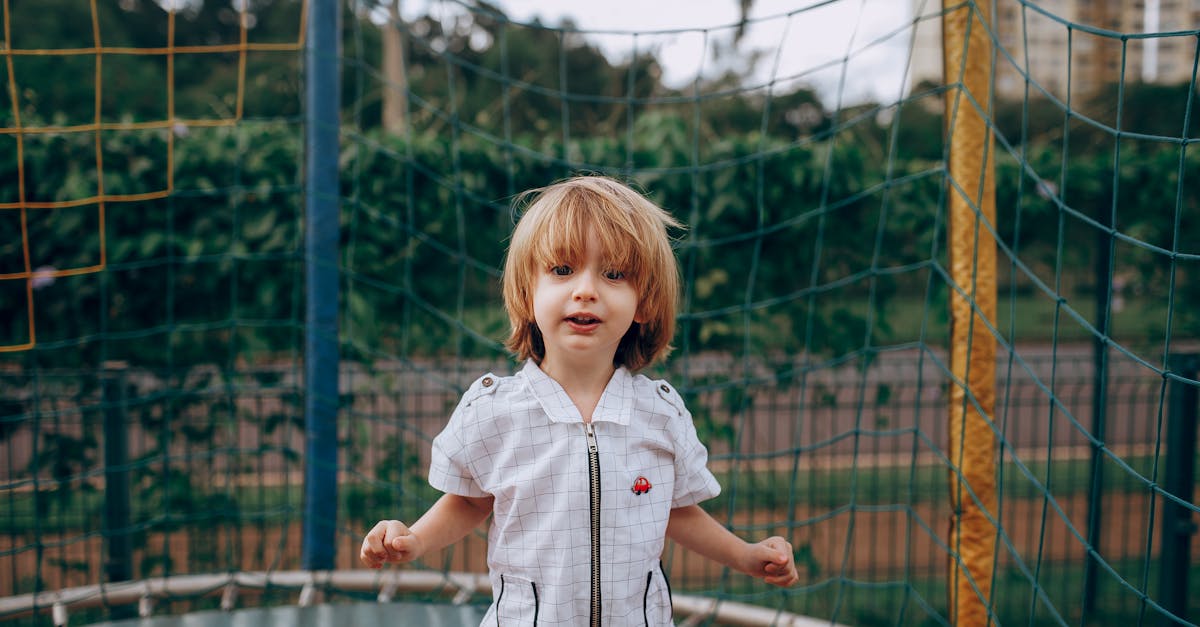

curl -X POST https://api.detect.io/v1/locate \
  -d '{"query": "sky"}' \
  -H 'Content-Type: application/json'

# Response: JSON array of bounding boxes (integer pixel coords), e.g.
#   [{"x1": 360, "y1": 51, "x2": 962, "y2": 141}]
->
[{"x1": 401, "y1": 0, "x2": 919, "y2": 105}]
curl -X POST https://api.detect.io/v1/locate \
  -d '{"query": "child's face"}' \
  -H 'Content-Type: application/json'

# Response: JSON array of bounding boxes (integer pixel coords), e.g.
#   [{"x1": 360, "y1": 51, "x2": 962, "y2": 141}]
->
[{"x1": 531, "y1": 229, "x2": 642, "y2": 371}]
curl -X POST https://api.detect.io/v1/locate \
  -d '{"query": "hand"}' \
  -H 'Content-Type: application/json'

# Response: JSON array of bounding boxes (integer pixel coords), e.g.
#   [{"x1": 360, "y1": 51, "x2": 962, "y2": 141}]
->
[
  {"x1": 746, "y1": 536, "x2": 799, "y2": 587},
  {"x1": 359, "y1": 519, "x2": 426, "y2": 569}
]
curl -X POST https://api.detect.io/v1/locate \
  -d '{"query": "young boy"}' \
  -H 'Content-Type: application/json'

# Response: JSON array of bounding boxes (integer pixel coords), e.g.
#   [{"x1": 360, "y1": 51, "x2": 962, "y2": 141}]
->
[{"x1": 361, "y1": 176, "x2": 798, "y2": 625}]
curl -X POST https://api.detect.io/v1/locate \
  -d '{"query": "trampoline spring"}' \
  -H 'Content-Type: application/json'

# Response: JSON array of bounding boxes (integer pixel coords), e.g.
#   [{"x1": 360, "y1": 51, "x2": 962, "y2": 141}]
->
[
  {"x1": 139, "y1": 594, "x2": 155, "y2": 617},
  {"x1": 377, "y1": 580, "x2": 398, "y2": 603},
  {"x1": 220, "y1": 583, "x2": 239, "y2": 611},
  {"x1": 298, "y1": 581, "x2": 316, "y2": 607}
]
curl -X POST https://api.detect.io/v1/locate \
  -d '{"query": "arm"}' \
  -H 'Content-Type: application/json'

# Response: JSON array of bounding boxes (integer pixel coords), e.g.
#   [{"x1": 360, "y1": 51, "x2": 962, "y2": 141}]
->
[
  {"x1": 360, "y1": 493, "x2": 493, "y2": 568},
  {"x1": 666, "y1": 504, "x2": 798, "y2": 587}
]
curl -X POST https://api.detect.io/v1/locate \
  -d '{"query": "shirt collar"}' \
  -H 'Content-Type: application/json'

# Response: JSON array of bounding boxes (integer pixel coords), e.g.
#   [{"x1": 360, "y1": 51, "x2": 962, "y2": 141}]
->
[{"x1": 520, "y1": 359, "x2": 634, "y2": 425}]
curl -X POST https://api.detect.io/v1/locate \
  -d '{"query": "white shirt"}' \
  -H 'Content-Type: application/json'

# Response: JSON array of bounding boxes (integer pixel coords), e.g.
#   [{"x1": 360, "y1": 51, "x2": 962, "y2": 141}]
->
[{"x1": 429, "y1": 360, "x2": 721, "y2": 626}]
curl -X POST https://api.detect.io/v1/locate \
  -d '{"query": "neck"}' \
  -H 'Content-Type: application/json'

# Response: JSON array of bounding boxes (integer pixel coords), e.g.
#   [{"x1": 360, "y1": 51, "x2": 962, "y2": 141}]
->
[
  {"x1": 539, "y1": 354, "x2": 616, "y2": 394},
  {"x1": 538, "y1": 354, "x2": 617, "y2": 422}
]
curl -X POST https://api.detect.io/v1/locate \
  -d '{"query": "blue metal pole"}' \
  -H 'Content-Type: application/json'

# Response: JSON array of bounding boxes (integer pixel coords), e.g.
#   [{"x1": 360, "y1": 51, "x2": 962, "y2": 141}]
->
[
  {"x1": 102, "y1": 362, "x2": 135, "y2": 620},
  {"x1": 303, "y1": 0, "x2": 340, "y2": 572}
]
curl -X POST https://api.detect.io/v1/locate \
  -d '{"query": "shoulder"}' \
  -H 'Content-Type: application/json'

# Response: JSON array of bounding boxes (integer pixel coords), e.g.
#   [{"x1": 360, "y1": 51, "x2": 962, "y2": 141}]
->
[
  {"x1": 449, "y1": 371, "x2": 525, "y2": 424},
  {"x1": 630, "y1": 372, "x2": 688, "y2": 418},
  {"x1": 628, "y1": 374, "x2": 707, "y2": 453},
  {"x1": 457, "y1": 371, "x2": 508, "y2": 406}
]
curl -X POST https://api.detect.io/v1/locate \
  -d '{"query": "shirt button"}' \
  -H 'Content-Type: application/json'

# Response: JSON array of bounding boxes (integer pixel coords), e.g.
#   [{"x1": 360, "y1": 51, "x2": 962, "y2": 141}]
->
[
  {"x1": 659, "y1": 384, "x2": 670, "y2": 393},
  {"x1": 482, "y1": 376, "x2": 494, "y2": 387}
]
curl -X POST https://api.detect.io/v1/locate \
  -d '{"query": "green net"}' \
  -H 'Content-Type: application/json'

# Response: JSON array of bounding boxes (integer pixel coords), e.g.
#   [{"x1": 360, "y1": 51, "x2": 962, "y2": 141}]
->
[{"x1": 2, "y1": 0, "x2": 1199, "y2": 625}]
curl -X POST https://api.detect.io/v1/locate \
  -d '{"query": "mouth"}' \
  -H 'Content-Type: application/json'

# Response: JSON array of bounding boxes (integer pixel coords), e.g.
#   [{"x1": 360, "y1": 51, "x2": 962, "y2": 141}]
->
[{"x1": 565, "y1": 314, "x2": 602, "y2": 325}]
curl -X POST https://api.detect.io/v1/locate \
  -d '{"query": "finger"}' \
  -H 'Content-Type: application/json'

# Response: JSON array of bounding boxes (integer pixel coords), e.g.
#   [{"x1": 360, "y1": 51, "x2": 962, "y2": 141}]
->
[
  {"x1": 768, "y1": 563, "x2": 799, "y2": 586},
  {"x1": 359, "y1": 542, "x2": 382, "y2": 569},
  {"x1": 764, "y1": 572, "x2": 798, "y2": 587},
  {"x1": 361, "y1": 521, "x2": 393, "y2": 567},
  {"x1": 373, "y1": 520, "x2": 416, "y2": 561},
  {"x1": 364, "y1": 520, "x2": 390, "y2": 554},
  {"x1": 385, "y1": 520, "x2": 412, "y2": 550},
  {"x1": 762, "y1": 537, "x2": 792, "y2": 557},
  {"x1": 753, "y1": 544, "x2": 790, "y2": 567},
  {"x1": 765, "y1": 539, "x2": 795, "y2": 566},
  {"x1": 391, "y1": 533, "x2": 417, "y2": 554},
  {"x1": 762, "y1": 562, "x2": 797, "y2": 584}
]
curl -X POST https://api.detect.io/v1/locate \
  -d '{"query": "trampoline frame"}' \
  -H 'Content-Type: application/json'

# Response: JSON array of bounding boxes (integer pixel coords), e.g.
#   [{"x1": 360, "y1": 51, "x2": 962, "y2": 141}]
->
[{"x1": 0, "y1": 570, "x2": 846, "y2": 627}]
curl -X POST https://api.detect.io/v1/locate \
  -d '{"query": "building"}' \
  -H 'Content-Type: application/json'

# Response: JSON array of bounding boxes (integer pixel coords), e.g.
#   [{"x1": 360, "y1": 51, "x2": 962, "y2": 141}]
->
[{"x1": 908, "y1": 0, "x2": 1200, "y2": 101}]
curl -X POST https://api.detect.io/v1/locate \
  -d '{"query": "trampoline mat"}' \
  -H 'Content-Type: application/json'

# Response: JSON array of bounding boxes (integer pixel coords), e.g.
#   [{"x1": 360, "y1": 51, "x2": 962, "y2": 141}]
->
[{"x1": 85, "y1": 602, "x2": 487, "y2": 627}]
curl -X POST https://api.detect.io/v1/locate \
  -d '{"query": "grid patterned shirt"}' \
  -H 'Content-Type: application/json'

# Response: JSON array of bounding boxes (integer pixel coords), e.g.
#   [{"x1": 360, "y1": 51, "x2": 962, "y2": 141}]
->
[{"x1": 428, "y1": 360, "x2": 721, "y2": 626}]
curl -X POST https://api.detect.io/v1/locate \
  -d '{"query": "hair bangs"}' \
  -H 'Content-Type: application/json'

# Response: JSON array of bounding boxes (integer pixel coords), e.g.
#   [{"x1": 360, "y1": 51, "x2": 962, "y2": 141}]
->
[
  {"x1": 527, "y1": 191, "x2": 648, "y2": 282},
  {"x1": 588, "y1": 214, "x2": 647, "y2": 280}
]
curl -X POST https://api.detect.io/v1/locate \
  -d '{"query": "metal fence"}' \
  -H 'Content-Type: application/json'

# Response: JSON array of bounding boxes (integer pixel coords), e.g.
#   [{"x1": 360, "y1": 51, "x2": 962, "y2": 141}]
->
[{"x1": 1, "y1": 347, "x2": 1197, "y2": 624}]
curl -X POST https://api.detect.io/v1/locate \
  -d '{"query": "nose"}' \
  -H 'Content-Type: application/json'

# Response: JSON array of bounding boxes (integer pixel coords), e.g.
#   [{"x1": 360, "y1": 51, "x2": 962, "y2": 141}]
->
[{"x1": 572, "y1": 272, "x2": 597, "y2": 302}]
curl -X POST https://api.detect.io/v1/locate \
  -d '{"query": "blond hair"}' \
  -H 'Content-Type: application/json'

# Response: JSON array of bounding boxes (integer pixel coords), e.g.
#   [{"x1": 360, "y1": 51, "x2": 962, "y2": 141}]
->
[{"x1": 502, "y1": 176, "x2": 683, "y2": 371}]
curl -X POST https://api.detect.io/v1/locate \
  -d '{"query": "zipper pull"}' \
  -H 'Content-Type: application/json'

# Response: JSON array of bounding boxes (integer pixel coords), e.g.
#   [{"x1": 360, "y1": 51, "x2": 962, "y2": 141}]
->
[{"x1": 584, "y1": 422, "x2": 598, "y2": 453}]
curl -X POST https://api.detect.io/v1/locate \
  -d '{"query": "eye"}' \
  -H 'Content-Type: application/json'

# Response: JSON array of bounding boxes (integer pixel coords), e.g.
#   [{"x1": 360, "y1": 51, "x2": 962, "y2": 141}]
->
[
  {"x1": 550, "y1": 265, "x2": 573, "y2": 276},
  {"x1": 603, "y1": 269, "x2": 625, "y2": 281}
]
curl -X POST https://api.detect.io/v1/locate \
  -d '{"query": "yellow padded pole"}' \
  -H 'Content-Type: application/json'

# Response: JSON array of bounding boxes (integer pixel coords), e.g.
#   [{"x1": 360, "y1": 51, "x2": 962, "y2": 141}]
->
[{"x1": 942, "y1": 1, "x2": 998, "y2": 624}]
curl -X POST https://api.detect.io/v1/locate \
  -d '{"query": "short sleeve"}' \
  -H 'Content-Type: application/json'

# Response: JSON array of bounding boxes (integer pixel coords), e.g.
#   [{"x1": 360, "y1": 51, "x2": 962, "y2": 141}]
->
[
  {"x1": 427, "y1": 401, "x2": 490, "y2": 498},
  {"x1": 670, "y1": 403, "x2": 721, "y2": 508}
]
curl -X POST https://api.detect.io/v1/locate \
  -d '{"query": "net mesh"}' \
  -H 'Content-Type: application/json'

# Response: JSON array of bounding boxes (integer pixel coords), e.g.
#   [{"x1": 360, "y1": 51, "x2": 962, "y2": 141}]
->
[{"x1": 2, "y1": 0, "x2": 1199, "y2": 625}]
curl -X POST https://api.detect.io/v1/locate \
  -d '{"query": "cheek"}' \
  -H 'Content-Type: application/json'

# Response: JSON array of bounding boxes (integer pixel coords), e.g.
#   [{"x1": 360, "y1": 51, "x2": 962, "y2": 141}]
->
[
  {"x1": 530, "y1": 282, "x2": 560, "y2": 317},
  {"x1": 631, "y1": 287, "x2": 647, "y2": 323},
  {"x1": 530, "y1": 290, "x2": 547, "y2": 316}
]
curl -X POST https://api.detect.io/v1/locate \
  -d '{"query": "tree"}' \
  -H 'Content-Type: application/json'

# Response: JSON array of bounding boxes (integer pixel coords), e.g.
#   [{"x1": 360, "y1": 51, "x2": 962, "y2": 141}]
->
[
  {"x1": 381, "y1": 0, "x2": 407, "y2": 133},
  {"x1": 1, "y1": 0, "x2": 306, "y2": 125}
]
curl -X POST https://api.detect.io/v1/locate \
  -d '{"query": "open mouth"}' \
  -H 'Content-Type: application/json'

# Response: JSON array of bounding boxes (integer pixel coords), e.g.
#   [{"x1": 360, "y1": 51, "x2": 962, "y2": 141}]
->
[{"x1": 567, "y1": 315, "x2": 601, "y2": 325}]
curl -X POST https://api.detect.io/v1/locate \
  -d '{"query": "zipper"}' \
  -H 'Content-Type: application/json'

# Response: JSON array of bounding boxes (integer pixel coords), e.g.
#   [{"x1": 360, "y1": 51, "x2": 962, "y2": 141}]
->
[{"x1": 584, "y1": 421, "x2": 601, "y2": 627}]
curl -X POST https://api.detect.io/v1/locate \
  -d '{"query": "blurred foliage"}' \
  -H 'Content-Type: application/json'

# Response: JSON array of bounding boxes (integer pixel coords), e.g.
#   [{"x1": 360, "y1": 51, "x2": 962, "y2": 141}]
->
[
  {"x1": 1, "y1": 2, "x2": 1198, "y2": 616},
  {"x1": 0, "y1": 0, "x2": 306, "y2": 125},
  {"x1": 2, "y1": 111, "x2": 1196, "y2": 369}
]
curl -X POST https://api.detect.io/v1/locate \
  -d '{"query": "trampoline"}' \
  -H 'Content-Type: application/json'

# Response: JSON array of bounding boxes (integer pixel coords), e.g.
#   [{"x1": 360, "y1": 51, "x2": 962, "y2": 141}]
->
[
  {"x1": 84, "y1": 602, "x2": 487, "y2": 627},
  {"x1": 1, "y1": 571, "x2": 842, "y2": 627}
]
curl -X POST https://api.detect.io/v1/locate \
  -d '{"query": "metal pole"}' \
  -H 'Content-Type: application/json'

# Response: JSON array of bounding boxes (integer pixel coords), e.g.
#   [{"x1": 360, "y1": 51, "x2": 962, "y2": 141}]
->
[
  {"x1": 303, "y1": 0, "x2": 341, "y2": 572},
  {"x1": 943, "y1": 1, "x2": 999, "y2": 623},
  {"x1": 1158, "y1": 353, "x2": 1198, "y2": 625},
  {"x1": 102, "y1": 361, "x2": 135, "y2": 620},
  {"x1": 1081, "y1": 200, "x2": 1113, "y2": 622}
]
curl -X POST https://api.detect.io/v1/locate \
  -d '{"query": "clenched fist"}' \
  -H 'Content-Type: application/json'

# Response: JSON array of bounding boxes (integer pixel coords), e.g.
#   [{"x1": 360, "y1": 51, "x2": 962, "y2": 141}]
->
[{"x1": 359, "y1": 519, "x2": 426, "y2": 569}]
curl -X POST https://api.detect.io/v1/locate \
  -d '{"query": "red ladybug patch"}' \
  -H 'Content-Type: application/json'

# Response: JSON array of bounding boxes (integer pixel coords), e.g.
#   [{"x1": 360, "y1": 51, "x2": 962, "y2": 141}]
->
[{"x1": 631, "y1": 476, "x2": 651, "y2": 495}]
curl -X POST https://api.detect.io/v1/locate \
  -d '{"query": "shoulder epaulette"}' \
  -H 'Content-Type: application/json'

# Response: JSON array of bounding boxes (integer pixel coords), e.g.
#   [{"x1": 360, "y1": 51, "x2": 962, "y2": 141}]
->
[
  {"x1": 652, "y1": 379, "x2": 686, "y2": 416},
  {"x1": 460, "y1": 372, "x2": 502, "y2": 406}
]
